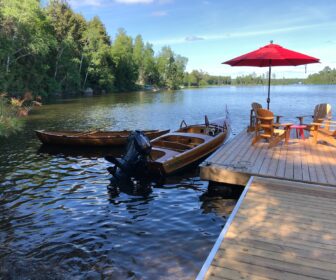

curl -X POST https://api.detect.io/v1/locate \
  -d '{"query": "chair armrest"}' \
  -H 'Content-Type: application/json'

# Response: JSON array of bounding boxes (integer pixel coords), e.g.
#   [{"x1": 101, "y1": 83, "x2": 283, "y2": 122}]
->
[
  {"x1": 274, "y1": 115, "x2": 283, "y2": 123},
  {"x1": 296, "y1": 115, "x2": 313, "y2": 119},
  {"x1": 296, "y1": 115, "x2": 313, "y2": 125},
  {"x1": 273, "y1": 123, "x2": 292, "y2": 128},
  {"x1": 257, "y1": 116, "x2": 274, "y2": 121},
  {"x1": 315, "y1": 118, "x2": 326, "y2": 122},
  {"x1": 311, "y1": 122, "x2": 324, "y2": 126}
]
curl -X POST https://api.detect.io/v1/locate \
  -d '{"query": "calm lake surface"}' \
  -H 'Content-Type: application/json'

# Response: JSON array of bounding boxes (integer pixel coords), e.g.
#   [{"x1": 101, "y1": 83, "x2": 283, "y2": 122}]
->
[{"x1": 1, "y1": 85, "x2": 335, "y2": 279}]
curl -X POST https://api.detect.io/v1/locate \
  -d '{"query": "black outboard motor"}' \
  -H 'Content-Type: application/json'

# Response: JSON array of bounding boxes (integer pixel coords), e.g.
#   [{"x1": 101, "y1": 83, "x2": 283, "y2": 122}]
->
[{"x1": 105, "y1": 130, "x2": 152, "y2": 180}]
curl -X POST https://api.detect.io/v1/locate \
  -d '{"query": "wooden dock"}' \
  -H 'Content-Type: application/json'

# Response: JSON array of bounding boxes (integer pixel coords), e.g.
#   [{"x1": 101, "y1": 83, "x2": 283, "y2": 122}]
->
[
  {"x1": 197, "y1": 176, "x2": 336, "y2": 280},
  {"x1": 200, "y1": 130, "x2": 336, "y2": 187}
]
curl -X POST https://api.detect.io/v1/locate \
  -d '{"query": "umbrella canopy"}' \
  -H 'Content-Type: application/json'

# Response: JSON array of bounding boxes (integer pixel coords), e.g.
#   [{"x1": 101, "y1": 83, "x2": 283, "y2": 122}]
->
[{"x1": 223, "y1": 42, "x2": 319, "y2": 109}]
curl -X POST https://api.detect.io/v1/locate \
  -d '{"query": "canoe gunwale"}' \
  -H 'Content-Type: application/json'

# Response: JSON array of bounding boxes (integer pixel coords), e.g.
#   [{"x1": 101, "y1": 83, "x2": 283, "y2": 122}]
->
[{"x1": 35, "y1": 129, "x2": 170, "y2": 146}]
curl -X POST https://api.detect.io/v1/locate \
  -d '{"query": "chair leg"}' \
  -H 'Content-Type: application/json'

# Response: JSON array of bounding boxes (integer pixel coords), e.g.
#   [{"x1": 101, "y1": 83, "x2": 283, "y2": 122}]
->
[
  {"x1": 300, "y1": 128, "x2": 305, "y2": 140},
  {"x1": 312, "y1": 130, "x2": 318, "y2": 144},
  {"x1": 268, "y1": 135, "x2": 284, "y2": 148},
  {"x1": 252, "y1": 135, "x2": 261, "y2": 145}
]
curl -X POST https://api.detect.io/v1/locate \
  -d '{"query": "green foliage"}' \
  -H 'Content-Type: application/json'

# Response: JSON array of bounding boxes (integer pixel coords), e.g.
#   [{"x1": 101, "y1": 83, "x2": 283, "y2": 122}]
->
[
  {"x1": 306, "y1": 67, "x2": 336, "y2": 84},
  {"x1": 83, "y1": 16, "x2": 114, "y2": 92},
  {"x1": 143, "y1": 43, "x2": 159, "y2": 85},
  {"x1": 0, "y1": 0, "x2": 55, "y2": 96},
  {"x1": 233, "y1": 73, "x2": 303, "y2": 86},
  {"x1": 111, "y1": 29, "x2": 137, "y2": 91},
  {"x1": 235, "y1": 73, "x2": 264, "y2": 85},
  {"x1": 1, "y1": 0, "x2": 332, "y2": 98},
  {"x1": 183, "y1": 70, "x2": 307, "y2": 87},
  {"x1": 156, "y1": 46, "x2": 188, "y2": 89},
  {"x1": 0, "y1": 0, "x2": 189, "y2": 98},
  {"x1": 184, "y1": 70, "x2": 231, "y2": 87},
  {"x1": 0, "y1": 95, "x2": 23, "y2": 137}
]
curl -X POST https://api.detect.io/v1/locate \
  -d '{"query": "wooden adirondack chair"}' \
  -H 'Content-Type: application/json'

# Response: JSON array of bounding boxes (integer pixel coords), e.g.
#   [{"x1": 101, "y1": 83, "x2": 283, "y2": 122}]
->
[
  {"x1": 248, "y1": 102, "x2": 262, "y2": 131},
  {"x1": 311, "y1": 120, "x2": 336, "y2": 146},
  {"x1": 252, "y1": 108, "x2": 291, "y2": 148},
  {"x1": 297, "y1": 103, "x2": 332, "y2": 133},
  {"x1": 248, "y1": 102, "x2": 282, "y2": 132}
]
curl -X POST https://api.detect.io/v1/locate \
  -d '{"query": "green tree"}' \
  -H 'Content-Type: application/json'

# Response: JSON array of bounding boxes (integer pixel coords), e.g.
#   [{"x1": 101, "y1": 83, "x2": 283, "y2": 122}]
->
[
  {"x1": 306, "y1": 67, "x2": 336, "y2": 84},
  {"x1": 82, "y1": 16, "x2": 114, "y2": 92},
  {"x1": 46, "y1": 0, "x2": 87, "y2": 95},
  {"x1": 156, "y1": 46, "x2": 187, "y2": 89},
  {"x1": 0, "y1": 0, "x2": 55, "y2": 97},
  {"x1": 133, "y1": 35, "x2": 144, "y2": 84},
  {"x1": 111, "y1": 29, "x2": 137, "y2": 91},
  {"x1": 143, "y1": 43, "x2": 159, "y2": 85}
]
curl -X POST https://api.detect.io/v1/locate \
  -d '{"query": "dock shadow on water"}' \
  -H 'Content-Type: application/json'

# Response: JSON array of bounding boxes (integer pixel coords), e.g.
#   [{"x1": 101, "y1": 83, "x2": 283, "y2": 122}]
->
[{"x1": 0, "y1": 141, "x2": 237, "y2": 280}]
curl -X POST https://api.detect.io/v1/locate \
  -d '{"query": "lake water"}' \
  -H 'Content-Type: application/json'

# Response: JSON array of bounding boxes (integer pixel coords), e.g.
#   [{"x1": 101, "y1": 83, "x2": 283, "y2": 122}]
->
[{"x1": 0, "y1": 85, "x2": 335, "y2": 279}]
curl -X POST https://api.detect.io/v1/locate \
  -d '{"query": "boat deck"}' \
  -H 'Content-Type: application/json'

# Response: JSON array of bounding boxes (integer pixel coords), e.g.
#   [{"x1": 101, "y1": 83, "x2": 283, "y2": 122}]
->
[
  {"x1": 200, "y1": 130, "x2": 336, "y2": 187},
  {"x1": 197, "y1": 176, "x2": 336, "y2": 280}
]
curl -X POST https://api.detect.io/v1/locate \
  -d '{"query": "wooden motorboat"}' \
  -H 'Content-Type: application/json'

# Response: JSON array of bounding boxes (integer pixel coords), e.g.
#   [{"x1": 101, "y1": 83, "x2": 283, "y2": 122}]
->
[
  {"x1": 147, "y1": 116, "x2": 230, "y2": 175},
  {"x1": 35, "y1": 129, "x2": 170, "y2": 146}
]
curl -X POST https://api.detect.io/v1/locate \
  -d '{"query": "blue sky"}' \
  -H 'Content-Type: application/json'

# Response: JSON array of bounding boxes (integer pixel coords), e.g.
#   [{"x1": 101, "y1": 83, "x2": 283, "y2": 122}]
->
[{"x1": 68, "y1": 0, "x2": 336, "y2": 78}]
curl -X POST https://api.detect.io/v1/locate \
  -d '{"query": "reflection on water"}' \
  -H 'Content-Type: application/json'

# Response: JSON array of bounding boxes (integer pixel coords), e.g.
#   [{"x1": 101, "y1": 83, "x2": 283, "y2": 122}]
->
[{"x1": 1, "y1": 85, "x2": 336, "y2": 279}]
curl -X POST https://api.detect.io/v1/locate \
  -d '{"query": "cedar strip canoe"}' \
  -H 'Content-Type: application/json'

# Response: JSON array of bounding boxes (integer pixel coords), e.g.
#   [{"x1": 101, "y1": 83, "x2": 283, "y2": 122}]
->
[
  {"x1": 35, "y1": 129, "x2": 170, "y2": 147},
  {"x1": 147, "y1": 116, "x2": 230, "y2": 175}
]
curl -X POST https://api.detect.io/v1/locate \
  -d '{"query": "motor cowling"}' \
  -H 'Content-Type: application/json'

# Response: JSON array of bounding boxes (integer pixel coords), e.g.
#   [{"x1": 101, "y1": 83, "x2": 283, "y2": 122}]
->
[
  {"x1": 106, "y1": 130, "x2": 152, "y2": 179},
  {"x1": 127, "y1": 130, "x2": 152, "y2": 157}
]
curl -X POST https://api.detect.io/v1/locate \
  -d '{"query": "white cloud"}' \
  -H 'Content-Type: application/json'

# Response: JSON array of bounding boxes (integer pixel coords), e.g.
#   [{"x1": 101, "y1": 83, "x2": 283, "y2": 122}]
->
[
  {"x1": 152, "y1": 22, "x2": 336, "y2": 46},
  {"x1": 69, "y1": 0, "x2": 171, "y2": 7},
  {"x1": 115, "y1": 0, "x2": 153, "y2": 4},
  {"x1": 158, "y1": 0, "x2": 173, "y2": 4},
  {"x1": 151, "y1": 10, "x2": 167, "y2": 16},
  {"x1": 69, "y1": 0, "x2": 103, "y2": 7},
  {"x1": 185, "y1": 36, "x2": 204, "y2": 42}
]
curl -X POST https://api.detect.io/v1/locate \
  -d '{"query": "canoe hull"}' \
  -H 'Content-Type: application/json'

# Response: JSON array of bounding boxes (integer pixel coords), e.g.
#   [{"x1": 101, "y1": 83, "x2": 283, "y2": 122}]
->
[{"x1": 35, "y1": 129, "x2": 170, "y2": 147}]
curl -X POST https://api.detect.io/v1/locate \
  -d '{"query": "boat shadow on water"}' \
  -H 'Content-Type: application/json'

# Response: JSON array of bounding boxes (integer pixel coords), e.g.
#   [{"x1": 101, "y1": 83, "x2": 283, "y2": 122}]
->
[{"x1": 37, "y1": 144, "x2": 124, "y2": 158}]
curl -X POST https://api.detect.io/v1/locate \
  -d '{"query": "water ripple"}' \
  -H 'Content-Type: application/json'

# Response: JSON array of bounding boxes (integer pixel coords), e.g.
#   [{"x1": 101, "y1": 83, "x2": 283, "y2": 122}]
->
[{"x1": 9, "y1": 87, "x2": 329, "y2": 278}]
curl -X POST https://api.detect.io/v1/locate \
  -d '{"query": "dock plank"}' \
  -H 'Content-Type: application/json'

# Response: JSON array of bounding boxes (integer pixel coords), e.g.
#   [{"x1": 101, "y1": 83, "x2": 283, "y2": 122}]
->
[
  {"x1": 200, "y1": 130, "x2": 336, "y2": 187},
  {"x1": 197, "y1": 177, "x2": 336, "y2": 280}
]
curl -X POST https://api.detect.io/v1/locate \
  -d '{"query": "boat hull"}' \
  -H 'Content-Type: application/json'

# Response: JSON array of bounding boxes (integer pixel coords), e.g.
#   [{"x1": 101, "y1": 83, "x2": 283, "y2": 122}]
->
[
  {"x1": 148, "y1": 127, "x2": 229, "y2": 175},
  {"x1": 35, "y1": 129, "x2": 170, "y2": 147}
]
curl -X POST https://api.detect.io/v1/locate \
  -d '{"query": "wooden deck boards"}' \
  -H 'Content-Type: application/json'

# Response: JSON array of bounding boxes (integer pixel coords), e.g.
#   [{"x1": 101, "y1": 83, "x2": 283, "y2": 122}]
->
[
  {"x1": 197, "y1": 176, "x2": 336, "y2": 280},
  {"x1": 200, "y1": 130, "x2": 336, "y2": 187}
]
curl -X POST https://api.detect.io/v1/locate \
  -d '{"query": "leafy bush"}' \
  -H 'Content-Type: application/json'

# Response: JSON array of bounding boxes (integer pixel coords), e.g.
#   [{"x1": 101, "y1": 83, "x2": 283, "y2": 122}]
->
[{"x1": 0, "y1": 94, "x2": 23, "y2": 137}]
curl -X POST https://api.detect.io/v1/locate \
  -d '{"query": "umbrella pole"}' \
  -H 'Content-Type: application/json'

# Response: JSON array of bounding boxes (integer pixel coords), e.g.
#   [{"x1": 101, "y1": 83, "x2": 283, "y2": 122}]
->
[{"x1": 267, "y1": 64, "x2": 271, "y2": 110}]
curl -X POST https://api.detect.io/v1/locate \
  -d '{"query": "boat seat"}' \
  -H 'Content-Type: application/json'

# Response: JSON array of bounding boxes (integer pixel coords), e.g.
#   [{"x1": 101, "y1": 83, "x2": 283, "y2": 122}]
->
[
  {"x1": 152, "y1": 140, "x2": 191, "y2": 152},
  {"x1": 164, "y1": 132, "x2": 211, "y2": 141},
  {"x1": 151, "y1": 147, "x2": 180, "y2": 162}
]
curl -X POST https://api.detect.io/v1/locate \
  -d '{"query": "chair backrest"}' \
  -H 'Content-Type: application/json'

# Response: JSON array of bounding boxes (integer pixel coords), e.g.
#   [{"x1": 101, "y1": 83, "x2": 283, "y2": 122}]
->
[
  {"x1": 252, "y1": 102, "x2": 262, "y2": 116},
  {"x1": 249, "y1": 102, "x2": 263, "y2": 131},
  {"x1": 256, "y1": 108, "x2": 275, "y2": 138},
  {"x1": 313, "y1": 103, "x2": 332, "y2": 122}
]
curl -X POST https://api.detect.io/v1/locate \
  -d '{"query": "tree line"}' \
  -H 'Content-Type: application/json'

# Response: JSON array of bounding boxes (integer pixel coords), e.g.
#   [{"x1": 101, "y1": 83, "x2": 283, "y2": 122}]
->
[
  {"x1": 306, "y1": 67, "x2": 336, "y2": 84},
  {"x1": 182, "y1": 70, "x2": 307, "y2": 87},
  {"x1": 0, "y1": 0, "x2": 188, "y2": 98},
  {"x1": 183, "y1": 70, "x2": 232, "y2": 87},
  {"x1": 1, "y1": 0, "x2": 335, "y2": 101},
  {"x1": 187, "y1": 69, "x2": 336, "y2": 87}
]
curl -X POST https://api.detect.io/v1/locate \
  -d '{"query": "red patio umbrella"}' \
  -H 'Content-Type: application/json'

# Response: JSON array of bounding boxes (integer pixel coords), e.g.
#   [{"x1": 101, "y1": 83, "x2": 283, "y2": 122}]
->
[{"x1": 223, "y1": 41, "x2": 319, "y2": 109}]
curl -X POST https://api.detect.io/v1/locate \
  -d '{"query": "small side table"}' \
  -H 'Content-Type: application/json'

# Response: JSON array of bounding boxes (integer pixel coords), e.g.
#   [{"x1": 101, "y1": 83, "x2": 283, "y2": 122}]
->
[{"x1": 290, "y1": 125, "x2": 307, "y2": 140}]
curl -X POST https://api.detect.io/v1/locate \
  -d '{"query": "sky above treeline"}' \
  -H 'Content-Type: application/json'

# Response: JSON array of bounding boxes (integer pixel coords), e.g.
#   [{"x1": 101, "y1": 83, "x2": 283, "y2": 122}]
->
[{"x1": 67, "y1": 0, "x2": 336, "y2": 78}]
